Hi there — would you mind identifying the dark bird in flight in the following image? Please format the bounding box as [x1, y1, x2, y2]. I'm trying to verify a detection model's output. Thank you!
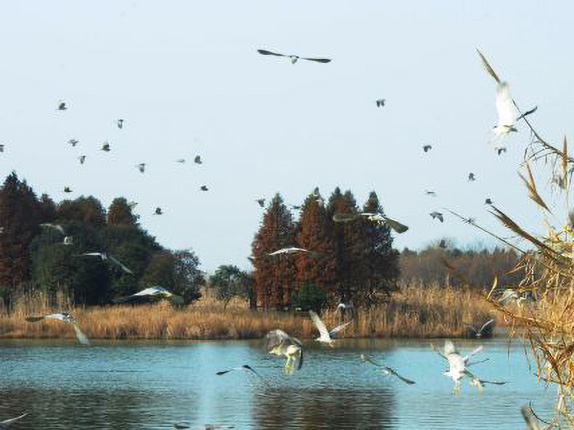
[485, 198, 493, 205]
[200, 185, 209, 191]
[256, 198, 265, 207]
[216, 364, 263, 379]
[154, 207, 163, 215]
[176, 159, 186, 163]
[101, 142, 111, 152]
[439, 239, 447, 249]
[116, 119, 124, 129]
[136, 163, 146, 173]
[194, 155, 202, 164]
[68, 139, 79, 147]
[468, 173, 476, 181]
[430, 212, 444, 222]
[57, 101, 67, 111]
[79, 155, 86, 164]
[64, 187, 72, 193]
[517, 106, 538, 122]
[495, 146, 507, 156]
[257, 49, 331, 64]
[423, 145, 432, 152]
[425, 190, 437, 197]
[376, 99, 385, 107]
[0, 144, 5, 152]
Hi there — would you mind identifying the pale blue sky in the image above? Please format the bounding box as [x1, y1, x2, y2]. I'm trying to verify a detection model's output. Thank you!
[0, 1, 572, 271]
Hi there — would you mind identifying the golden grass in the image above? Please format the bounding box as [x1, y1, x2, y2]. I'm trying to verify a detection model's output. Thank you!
[0, 282, 500, 341]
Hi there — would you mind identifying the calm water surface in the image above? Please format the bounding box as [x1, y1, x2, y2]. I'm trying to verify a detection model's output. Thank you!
[0, 338, 555, 429]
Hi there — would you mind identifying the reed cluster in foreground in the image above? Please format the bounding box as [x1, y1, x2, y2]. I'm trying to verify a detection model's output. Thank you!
[0, 282, 500, 341]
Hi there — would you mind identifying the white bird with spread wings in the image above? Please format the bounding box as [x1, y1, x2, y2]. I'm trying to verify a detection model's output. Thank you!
[308, 310, 351, 347]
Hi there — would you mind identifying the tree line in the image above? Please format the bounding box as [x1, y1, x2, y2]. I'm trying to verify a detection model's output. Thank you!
[0, 172, 204, 307]
[400, 243, 521, 290]
[249, 188, 400, 310]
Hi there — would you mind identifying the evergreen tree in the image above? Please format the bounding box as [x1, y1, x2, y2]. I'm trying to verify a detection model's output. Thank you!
[296, 188, 337, 298]
[0, 173, 42, 298]
[252, 193, 297, 309]
[326, 188, 364, 302]
[57, 196, 106, 228]
[359, 191, 400, 307]
[30, 221, 110, 305]
[107, 197, 138, 226]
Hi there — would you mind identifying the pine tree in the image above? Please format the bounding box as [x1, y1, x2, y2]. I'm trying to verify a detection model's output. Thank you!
[0, 173, 42, 295]
[296, 188, 337, 297]
[359, 191, 400, 307]
[252, 193, 296, 309]
[326, 188, 364, 302]
[107, 197, 138, 226]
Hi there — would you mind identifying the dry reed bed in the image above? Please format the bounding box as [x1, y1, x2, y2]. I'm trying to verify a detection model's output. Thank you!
[0, 283, 501, 340]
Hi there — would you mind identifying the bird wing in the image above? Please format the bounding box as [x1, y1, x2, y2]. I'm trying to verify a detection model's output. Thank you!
[265, 329, 291, 351]
[108, 255, 134, 274]
[478, 319, 495, 334]
[521, 406, 541, 430]
[257, 49, 286, 57]
[360, 354, 382, 367]
[463, 345, 483, 363]
[466, 357, 490, 367]
[463, 322, 478, 334]
[478, 378, 507, 385]
[495, 82, 516, 127]
[444, 340, 458, 356]
[301, 57, 332, 63]
[308, 310, 330, 339]
[297, 348, 304, 369]
[0, 413, 28, 426]
[517, 106, 538, 122]
[430, 343, 448, 360]
[72, 322, 91, 346]
[333, 213, 359, 222]
[381, 216, 409, 234]
[82, 252, 104, 259]
[382, 366, 416, 385]
[329, 321, 351, 338]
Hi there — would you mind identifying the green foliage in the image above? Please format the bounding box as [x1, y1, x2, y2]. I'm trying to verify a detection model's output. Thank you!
[210, 265, 253, 310]
[293, 282, 326, 313]
[57, 196, 107, 228]
[140, 250, 204, 304]
[107, 197, 138, 226]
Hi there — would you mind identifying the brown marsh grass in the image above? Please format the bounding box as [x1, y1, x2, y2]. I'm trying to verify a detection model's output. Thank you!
[0, 282, 499, 341]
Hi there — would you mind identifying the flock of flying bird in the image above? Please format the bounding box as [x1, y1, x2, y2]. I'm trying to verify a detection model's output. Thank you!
[213, 310, 506, 394]
[0, 48, 542, 429]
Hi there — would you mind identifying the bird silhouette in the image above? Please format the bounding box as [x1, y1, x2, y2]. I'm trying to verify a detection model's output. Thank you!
[101, 142, 111, 152]
[57, 101, 67, 111]
[200, 185, 208, 191]
[376, 99, 385, 107]
[257, 49, 331, 64]
[430, 212, 444, 222]
[78, 155, 86, 164]
[423, 145, 432, 152]
[68, 139, 79, 147]
[154, 207, 163, 215]
[64, 187, 72, 193]
[468, 173, 476, 181]
[194, 155, 202, 164]
[116, 119, 124, 129]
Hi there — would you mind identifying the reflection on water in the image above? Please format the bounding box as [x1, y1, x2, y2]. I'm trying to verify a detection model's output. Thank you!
[0, 339, 556, 429]
[254, 387, 395, 429]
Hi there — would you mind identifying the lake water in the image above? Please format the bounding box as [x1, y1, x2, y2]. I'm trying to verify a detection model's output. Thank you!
[0, 338, 555, 429]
